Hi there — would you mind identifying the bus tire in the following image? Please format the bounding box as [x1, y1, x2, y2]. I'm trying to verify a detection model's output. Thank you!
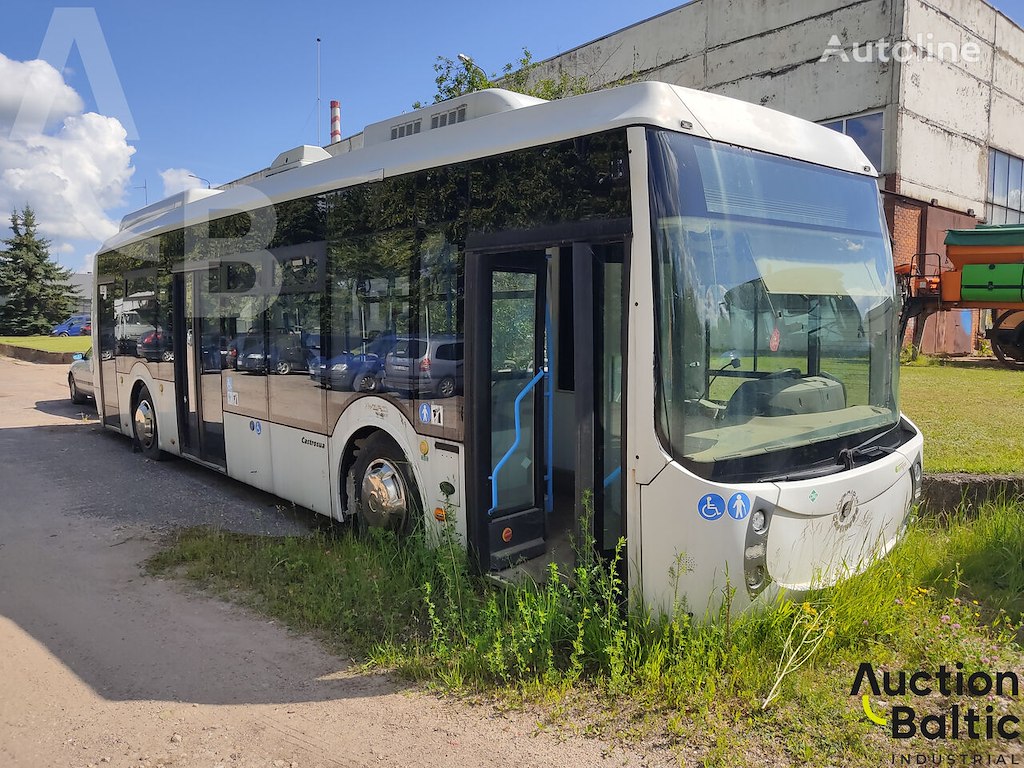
[132, 384, 165, 461]
[351, 431, 421, 536]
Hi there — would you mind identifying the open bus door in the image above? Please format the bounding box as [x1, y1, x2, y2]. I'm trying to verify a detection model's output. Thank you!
[466, 241, 626, 573]
[172, 268, 228, 467]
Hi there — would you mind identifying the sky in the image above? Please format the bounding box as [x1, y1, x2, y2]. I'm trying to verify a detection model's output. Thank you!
[1, 0, 1023, 273]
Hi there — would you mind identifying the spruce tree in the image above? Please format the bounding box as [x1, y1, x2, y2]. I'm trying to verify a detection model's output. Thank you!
[0, 206, 79, 335]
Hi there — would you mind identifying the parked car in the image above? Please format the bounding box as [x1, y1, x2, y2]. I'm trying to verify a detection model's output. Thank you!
[383, 334, 463, 398]
[51, 314, 91, 337]
[235, 331, 308, 375]
[109, 310, 156, 356]
[137, 329, 173, 362]
[115, 310, 155, 342]
[80, 321, 91, 336]
[310, 333, 397, 392]
[68, 348, 94, 404]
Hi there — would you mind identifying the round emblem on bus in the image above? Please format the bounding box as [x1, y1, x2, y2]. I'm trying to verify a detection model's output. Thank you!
[834, 490, 860, 530]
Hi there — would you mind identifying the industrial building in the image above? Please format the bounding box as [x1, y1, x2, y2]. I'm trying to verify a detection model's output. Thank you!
[530, 0, 1024, 353]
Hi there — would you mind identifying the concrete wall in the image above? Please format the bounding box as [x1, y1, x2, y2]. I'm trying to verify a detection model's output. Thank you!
[530, 0, 903, 173]
[897, 0, 1024, 213]
[533, 0, 1024, 215]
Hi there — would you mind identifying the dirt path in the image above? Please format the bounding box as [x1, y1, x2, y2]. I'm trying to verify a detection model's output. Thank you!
[0, 357, 672, 768]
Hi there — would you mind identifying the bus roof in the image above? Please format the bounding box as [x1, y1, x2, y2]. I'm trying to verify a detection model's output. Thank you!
[101, 81, 875, 253]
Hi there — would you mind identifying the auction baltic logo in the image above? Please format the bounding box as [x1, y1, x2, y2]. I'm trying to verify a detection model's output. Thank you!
[819, 33, 982, 64]
[852, 662, 1021, 741]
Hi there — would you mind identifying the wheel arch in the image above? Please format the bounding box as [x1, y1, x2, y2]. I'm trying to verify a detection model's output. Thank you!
[329, 399, 430, 525]
[124, 363, 178, 455]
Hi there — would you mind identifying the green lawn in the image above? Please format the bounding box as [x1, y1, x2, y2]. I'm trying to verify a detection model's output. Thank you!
[900, 362, 1024, 474]
[0, 335, 91, 354]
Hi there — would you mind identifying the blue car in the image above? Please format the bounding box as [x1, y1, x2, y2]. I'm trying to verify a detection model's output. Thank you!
[309, 333, 397, 392]
[51, 314, 91, 337]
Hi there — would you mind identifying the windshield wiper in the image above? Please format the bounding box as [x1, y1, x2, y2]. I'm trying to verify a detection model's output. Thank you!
[760, 422, 903, 482]
[837, 422, 902, 470]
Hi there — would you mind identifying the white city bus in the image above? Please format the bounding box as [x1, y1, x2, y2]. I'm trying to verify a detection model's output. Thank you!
[91, 82, 923, 613]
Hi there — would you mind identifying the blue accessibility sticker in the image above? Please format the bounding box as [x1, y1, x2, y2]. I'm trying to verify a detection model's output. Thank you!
[697, 493, 725, 521]
[418, 402, 432, 424]
[728, 492, 751, 520]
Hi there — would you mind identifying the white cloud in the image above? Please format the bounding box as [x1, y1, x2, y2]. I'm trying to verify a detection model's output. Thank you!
[159, 167, 204, 198]
[0, 53, 82, 134]
[0, 54, 135, 270]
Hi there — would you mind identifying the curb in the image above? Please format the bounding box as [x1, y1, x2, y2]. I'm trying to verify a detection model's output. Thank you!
[920, 474, 1024, 515]
[0, 343, 78, 365]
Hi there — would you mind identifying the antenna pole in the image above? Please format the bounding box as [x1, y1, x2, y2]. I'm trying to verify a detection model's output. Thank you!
[316, 37, 322, 146]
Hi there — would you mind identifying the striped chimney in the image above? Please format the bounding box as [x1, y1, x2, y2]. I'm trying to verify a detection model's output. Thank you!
[330, 100, 341, 144]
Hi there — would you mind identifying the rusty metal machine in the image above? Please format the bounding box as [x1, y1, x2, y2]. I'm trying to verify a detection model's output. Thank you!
[898, 224, 1024, 368]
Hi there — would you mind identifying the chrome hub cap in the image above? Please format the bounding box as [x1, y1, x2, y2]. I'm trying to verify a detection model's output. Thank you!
[134, 400, 155, 449]
[360, 459, 408, 529]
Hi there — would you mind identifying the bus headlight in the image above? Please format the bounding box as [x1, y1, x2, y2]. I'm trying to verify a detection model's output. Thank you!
[751, 509, 767, 534]
[911, 459, 923, 501]
[744, 502, 774, 598]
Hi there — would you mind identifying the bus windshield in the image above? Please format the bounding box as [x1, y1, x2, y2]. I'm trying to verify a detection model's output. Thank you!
[648, 129, 899, 480]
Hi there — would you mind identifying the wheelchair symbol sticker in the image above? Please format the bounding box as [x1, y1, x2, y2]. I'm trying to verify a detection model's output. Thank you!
[697, 493, 725, 521]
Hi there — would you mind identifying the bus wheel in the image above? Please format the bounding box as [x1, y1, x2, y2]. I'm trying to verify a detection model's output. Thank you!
[351, 432, 420, 535]
[133, 385, 164, 460]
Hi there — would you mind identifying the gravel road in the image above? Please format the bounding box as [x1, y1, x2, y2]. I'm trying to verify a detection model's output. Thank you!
[0, 357, 673, 768]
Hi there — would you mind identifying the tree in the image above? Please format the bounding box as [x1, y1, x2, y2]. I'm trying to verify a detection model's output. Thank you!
[416, 48, 591, 107]
[0, 206, 79, 335]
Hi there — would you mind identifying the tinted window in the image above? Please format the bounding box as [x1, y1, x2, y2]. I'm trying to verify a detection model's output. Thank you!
[393, 340, 426, 358]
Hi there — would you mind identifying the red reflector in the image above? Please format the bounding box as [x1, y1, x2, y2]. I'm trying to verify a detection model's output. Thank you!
[419, 357, 431, 371]
[501, 527, 513, 543]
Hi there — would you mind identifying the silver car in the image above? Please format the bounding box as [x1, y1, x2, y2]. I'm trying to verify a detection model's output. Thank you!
[69, 349, 94, 404]
[383, 335, 463, 398]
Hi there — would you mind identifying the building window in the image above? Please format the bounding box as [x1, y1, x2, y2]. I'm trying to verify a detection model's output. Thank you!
[987, 149, 1024, 225]
[822, 111, 883, 171]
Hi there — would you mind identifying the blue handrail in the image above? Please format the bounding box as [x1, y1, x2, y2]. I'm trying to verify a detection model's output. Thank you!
[603, 465, 622, 488]
[489, 367, 546, 515]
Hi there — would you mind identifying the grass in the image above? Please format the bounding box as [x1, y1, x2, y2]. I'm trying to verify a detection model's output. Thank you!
[0, 335, 91, 353]
[150, 499, 1024, 766]
[899, 361, 1024, 474]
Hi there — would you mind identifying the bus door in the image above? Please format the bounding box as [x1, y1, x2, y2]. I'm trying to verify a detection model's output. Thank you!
[572, 242, 626, 561]
[467, 242, 626, 571]
[467, 250, 549, 570]
[173, 268, 227, 467]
